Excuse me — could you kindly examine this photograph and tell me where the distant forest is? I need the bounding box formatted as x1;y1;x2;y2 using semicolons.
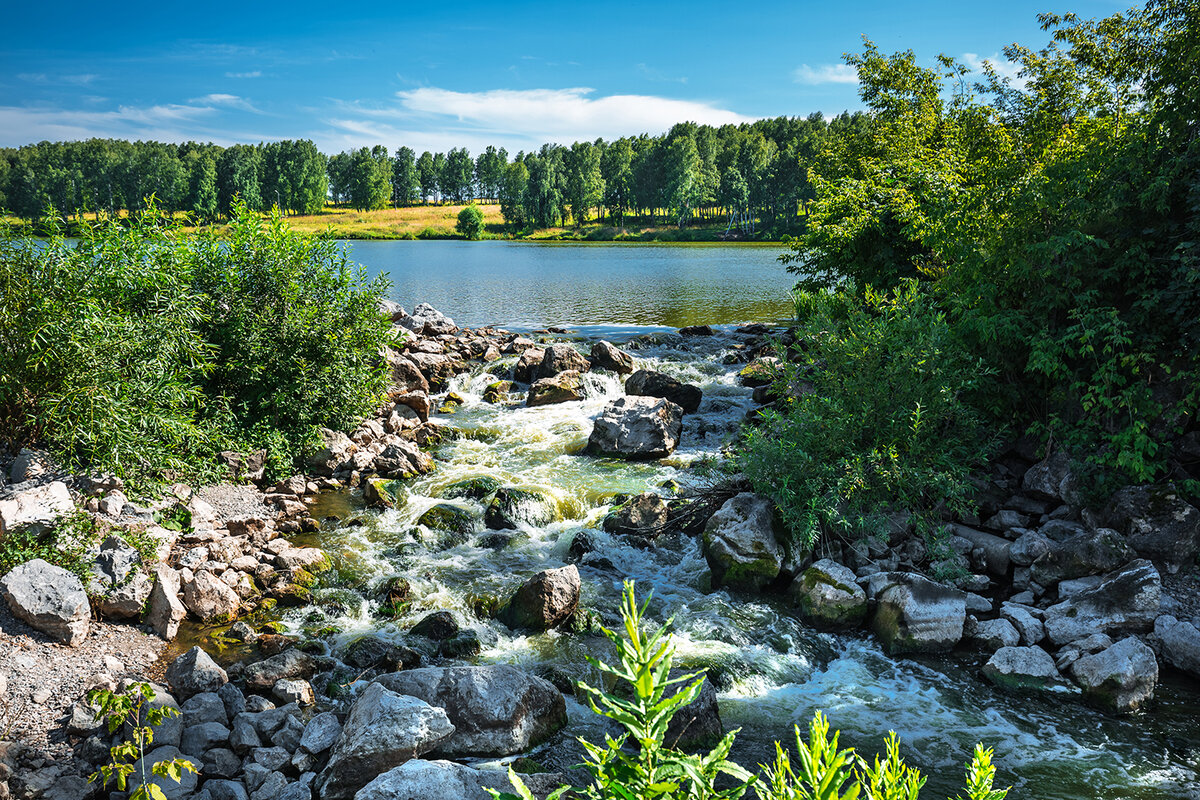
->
0;113;870;232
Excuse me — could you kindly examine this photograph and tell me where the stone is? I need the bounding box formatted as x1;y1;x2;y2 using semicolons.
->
409;303;458;336
0;558;90;645
410;610;460;640
590;341;635;374
738;357;779;388
374;665;566;758
586;396;684;460
1103;484;1200;572
385;350;431;394
1009;530;1053;567
664;670;723;750
947;524;1011;576
0;480;73;537
180;721;231;756
230;716;262;754
204;780;250;800
300;712;342;755
341;635;422;672
1021;452;1077;503
128;746;199;800
352;760;510;800
273;679;316;706
271;713;307;751
1071;636;1159;712
147;564;187;640
1152;615;1200;680
513;347;546;383
965;617;1021;651
983;646;1068;693
89;537;153;619
1000;603;1045;646
484;487;558;530
218;448;268;483
679;324;715;336
497;565;581;631
536;344;591;379
305;429;356;477
526;370;586;406
244;649;319;690
181;692;229;726
166;646;228;700
394;392;432;423
1029;528;1133;587
1042;560;1160;647
372;440;434;479
701;493;784;592
789;559;868;629
603;493;669;536
870;572;966;654
482;381;515;404
625;369;703;414
315;682;455;800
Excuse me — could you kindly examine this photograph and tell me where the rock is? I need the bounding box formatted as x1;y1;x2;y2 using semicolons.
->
373;440;435;479
341;635;422;672
679;324;715;336
1043;560;1160;646
738;357;779;388
394;392;432;423
701;493;784;591
166;646;228;700
147;564;187;640
789;559;868;629
316;682;455;800
352;760;510;800
274;679;316;706
203;780;250;800
128;746;199;800
946;524;1011;576
9;447;54;482
1152;615;1200;679
0;480;73;537
983;646;1068;693
385;350;431;394
965;617;1021;651
300;712;342;755
417;504;478;540
0;558;90;645
497;565;580;631
1009;530;1053;567
484;487;557;530
1022;452;1077;503
1058;575;1103;597
410;610;460;641
526;371;586;406
230;716;262;754
481;381;515;404
1000;603;1045;646
218;450;268;483
603;493;668;536
410;303;458;336
1029;528;1133;587
586;396;683;460
244;649;319;690
88;537;152;619
183;569;240;622
625;369;703;414
374;664;567;757
1103;484;1200;572
442;476;502;502
181;691;229;726
180;721;231;756
513;348;546;383
590;341;634;374
664;670;723;750
870;573;966;654
1071;636;1159;712
536;344;590;379
363;478;405;509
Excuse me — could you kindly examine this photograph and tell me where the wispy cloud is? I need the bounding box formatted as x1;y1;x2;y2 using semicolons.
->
225;70;262;79
793;63;858;85
637;64;687;84
961;53;1025;86
0;102;258;147
18;72;100;86
190;93;261;113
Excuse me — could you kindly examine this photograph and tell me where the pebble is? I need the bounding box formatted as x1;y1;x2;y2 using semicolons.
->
31;688;51;704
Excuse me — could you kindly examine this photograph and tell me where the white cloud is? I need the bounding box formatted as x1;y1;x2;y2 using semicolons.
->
793;63;858;85
961;53;1025;86
17;73;100;86
0;103;242;147
190;93;261;112
225;71;262;79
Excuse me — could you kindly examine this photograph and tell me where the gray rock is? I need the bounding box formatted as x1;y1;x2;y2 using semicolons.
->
203;747;242;779
352;760;510;800
316;682;455;800
373;664;566;757
246;745;292;772
590;341;634;374
230;715;262;754
1103;484;1200;572
1057;575;1103;598
180;721;231;756
182;569;241;622
128;745;199;800
89;536;152;619
204;780;250;800
526;371;586;406
306;428;357;476
536;344;590;380
701;493;784;591
0;558;90;645
147;564;187;640
409;302;458;336
625;369;703;414
586;396;683;460
965;617;1021;651
789;559;867;629
181;691;229;726
272;713;307;752
603;492;668;536
870;573;966;654
497;565;580;631
300;711;342;755
1009;530;1053;567
1153;614;1200;679
251;772;288;800
244;649;318;690
983;646;1069;693
947;524;1011;576
218;681;247;719
1029;528;1132;586
274;678;316;707
0;480;73;537
1000;603;1045;646
1043;560;1160;646
166;646;228;700
1071;636;1159;712
1022;452;1077;503
664;670;723;750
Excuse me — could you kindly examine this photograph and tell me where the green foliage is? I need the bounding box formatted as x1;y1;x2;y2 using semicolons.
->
739;282;997;552
456;204;486;239
87;682;198;800
952;746;1008;800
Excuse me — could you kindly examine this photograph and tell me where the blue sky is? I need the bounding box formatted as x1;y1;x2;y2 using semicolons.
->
1;0;1130;155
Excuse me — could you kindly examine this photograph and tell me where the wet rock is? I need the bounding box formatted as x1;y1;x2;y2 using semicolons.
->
586;396;683;460
342;636;422;673
244;649;319;690
374;664;567;757
983;646;1068;693
482;380;515;404
664;670;724;750
1029;528;1132;587
527;370;586;406
1043;560;1160;647
789;559;868;629
536;344;590;379
410;610;460;641
166;646;228;700
513;348;546;383
0;558;90;646
484;487;558;530
373;441;435;479
1071;636;1159;712
870;573;966;654
305;429;356;477
965;617;1021;651
497;565;580;631
1103;484;1200;572
738;357;780;388
701;493;784;592
364;478;405;509
1152;615;1200;679
315;682;455;800
590;341;635;374
417;504;479;538
625;369;703;414
439;629;483;658
182;569;241;623
0;480;73;537
603;492;668;536
441;476;502;502
679;324;715;336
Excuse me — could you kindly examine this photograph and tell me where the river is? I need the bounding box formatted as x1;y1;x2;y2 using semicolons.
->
240;242;1200;799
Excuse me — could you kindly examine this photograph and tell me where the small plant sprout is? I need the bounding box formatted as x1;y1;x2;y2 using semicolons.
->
87;682;198;800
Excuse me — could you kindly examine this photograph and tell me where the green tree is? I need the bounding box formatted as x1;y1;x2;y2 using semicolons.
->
416;151;438;203
566;140;605;225
392;146;419;207
188;155;219;223
498;160;530;229
217;144;262;217
456;204;485;239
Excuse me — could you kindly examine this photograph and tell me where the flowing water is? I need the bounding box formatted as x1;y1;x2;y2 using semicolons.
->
198;243;1198;799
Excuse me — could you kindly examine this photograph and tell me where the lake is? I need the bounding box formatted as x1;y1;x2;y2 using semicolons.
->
341;240;795;333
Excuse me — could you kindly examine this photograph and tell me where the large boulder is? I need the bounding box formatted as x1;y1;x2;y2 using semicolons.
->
536;344;590;380
407;352;461;391
702;493;784;592
147;564;187;640
497;565;580;631
513;348;546;383
353;760;509;800
316;682;455;800
527;371;586;407
625;370;703;414
0;558;90;645
89;537;152;619
789;559;868;629
484;487;558;530
373;665;567;757
306;429;356;476
982;646;1068;693
409;303;458;336
869;573;966;654
0;481;73;538
586;397;683;460
373;440;435;479
1152;614;1200;679
166;646;228;700
590;341;634;374
1103;485;1200;573
1043;560;1160;647
603;493;669;536
1022;452;1077;504
384;349;431;394
1029;528;1133;587
1071;636;1159;712
182;570;240;623
244;649;319;690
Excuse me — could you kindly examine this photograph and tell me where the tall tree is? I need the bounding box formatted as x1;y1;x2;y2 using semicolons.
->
416;151;437;203
392;146;418;207
566;141;604;225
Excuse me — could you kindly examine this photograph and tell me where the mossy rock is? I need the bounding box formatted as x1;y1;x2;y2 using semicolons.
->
417;503;480;535
444;391;466;405
738;357;780;387
364;478;407;509
482;381;515;404
477;530;530;550
440;476;502;502
484;487;558;530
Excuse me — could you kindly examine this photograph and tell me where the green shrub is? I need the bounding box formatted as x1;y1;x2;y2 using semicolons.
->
456;204;486;240
738;281;998;552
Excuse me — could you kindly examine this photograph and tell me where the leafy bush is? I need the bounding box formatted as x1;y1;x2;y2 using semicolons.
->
456;204;486;239
0;202;390;488
738;282;998;551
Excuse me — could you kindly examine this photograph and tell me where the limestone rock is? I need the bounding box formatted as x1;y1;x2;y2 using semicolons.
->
352;760;511;800
536;344;590;379
166;646;228;700
586;396;683;460
625;369;703;414
590;341;635;374
182;569;240;622
983;646;1068;693
1029;528;1132;587
0;558;90;645
147;564;187;640
1103;484;1200;572
1071;636;1159;712
701;493;784;592
789;559;867;629
497;565;580;631
1042;560;1160;647
1152;614;1200;680
870;572;966;654
527;370;586;406
0;480;73;537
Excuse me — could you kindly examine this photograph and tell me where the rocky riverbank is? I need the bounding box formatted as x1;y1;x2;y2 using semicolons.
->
2;303;1199;799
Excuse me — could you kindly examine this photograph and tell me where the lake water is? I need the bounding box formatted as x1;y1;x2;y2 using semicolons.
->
341;240;795;333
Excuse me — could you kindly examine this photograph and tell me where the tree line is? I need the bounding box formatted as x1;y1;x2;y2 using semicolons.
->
0;113;870;232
